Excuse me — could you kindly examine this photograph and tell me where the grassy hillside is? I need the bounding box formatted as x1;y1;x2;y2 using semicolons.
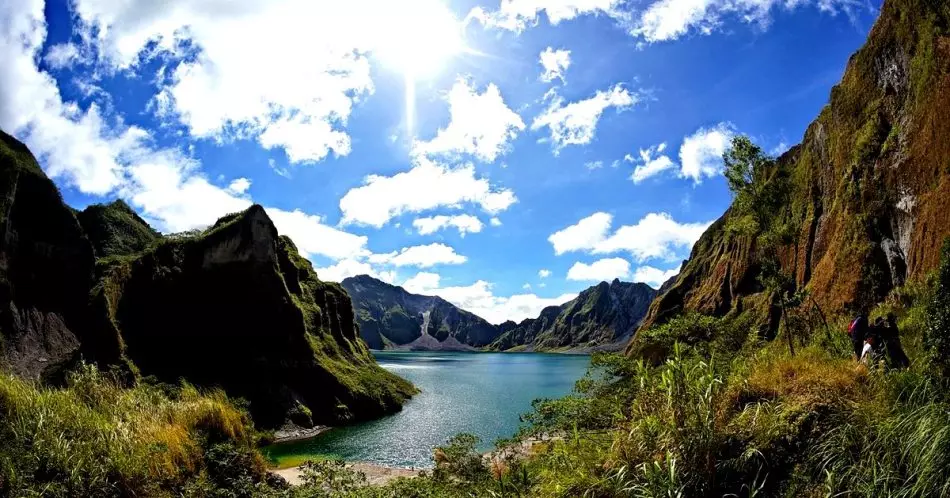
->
0;365;275;497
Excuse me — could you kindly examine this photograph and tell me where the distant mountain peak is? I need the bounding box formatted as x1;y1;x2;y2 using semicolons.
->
342;274;657;352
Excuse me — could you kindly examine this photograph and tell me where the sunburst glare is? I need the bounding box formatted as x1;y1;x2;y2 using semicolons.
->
368;0;468;134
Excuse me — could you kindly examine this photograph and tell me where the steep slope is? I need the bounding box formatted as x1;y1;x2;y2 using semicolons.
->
0;130;414;428
96;207;415;427
637;0;950;337
0;131;122;381
341;274;499;350
343;275;656;352
76;200;161;258
492;279;657;351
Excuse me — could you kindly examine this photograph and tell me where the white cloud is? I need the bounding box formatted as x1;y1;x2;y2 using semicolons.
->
490;217;502;227
339;159;516;227
0;0;252;229
315;259;396;284
403;271;442;292
632;265;680;288
0;0;377;276
227;177;251;194
539;47;571;83
538;269;552;278
72;0;465;163
413;78;524;163
679;123;735;183
468;0;625;32
632;0;863;43
121;155;253;232
531;85;637;153
567;257;630;281
268;158;291;178
585;160;604;170
629;142;676;183
402;271;576;323
770;141;790;156
413;214;484;236
549;212;710;262
267;208;370;261
548;212;613;256
0;1;150;198
522;283;532;290
369;243;466;268
44;42;81;69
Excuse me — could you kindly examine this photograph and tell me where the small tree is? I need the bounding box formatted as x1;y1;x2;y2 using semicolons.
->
723;136;798;353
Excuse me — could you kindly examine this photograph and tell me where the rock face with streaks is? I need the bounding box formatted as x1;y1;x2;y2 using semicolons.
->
634;0;950;341
342;275;498;350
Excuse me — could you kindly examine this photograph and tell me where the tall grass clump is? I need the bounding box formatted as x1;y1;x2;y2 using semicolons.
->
0;364;271;497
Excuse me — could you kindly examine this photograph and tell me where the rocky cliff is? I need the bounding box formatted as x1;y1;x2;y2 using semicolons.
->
0;131;122;381
343;274;656;352
492;279;657;351
97;207;415;427
0;131;414;427
341;274;500;350
636;0;950;337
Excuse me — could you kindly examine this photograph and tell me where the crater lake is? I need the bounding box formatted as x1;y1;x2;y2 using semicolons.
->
265;351;591;469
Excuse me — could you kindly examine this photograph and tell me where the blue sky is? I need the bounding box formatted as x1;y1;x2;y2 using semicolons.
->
0;0;880;323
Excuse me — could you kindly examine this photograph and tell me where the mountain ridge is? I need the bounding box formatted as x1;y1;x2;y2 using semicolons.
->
341;274;658;352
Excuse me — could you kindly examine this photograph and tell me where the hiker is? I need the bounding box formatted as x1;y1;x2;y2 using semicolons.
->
860;333;881;366
848;313;869;360
880;313;910;369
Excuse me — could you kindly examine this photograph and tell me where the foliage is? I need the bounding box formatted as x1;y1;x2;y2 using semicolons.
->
723;136;793;244
76;200;162;258
924;239;950;375
0;363;270;497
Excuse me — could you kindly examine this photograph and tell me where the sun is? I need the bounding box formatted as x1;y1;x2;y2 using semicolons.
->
372;0;465;80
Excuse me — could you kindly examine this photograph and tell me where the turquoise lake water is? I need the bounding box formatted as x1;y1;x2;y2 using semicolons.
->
265;351;591;469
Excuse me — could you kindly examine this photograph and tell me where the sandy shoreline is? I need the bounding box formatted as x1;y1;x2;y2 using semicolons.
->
273;462;422;486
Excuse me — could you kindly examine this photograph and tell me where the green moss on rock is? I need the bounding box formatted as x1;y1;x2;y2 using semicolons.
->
96;205;415;427
77;200;162;258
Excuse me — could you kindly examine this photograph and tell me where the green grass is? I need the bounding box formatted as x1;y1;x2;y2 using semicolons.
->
0;364;271;497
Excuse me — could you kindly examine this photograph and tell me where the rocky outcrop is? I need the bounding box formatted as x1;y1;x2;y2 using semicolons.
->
636;0;950;336
341;275;500;349
96;207;416;427
491;279;658;351
0;130;415;428
0;131;122;381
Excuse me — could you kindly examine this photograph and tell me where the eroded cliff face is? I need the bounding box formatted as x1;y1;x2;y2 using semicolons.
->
0;131;414;427
637;0;950;336
0;131;121;381
341;274;500;350
97;207;415;427
492;279;658;351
